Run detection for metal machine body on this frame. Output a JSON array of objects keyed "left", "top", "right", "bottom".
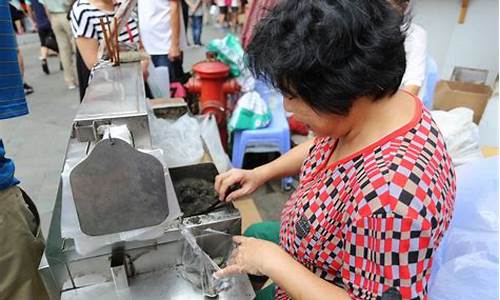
[{"left": 39, "top": 62, "right": 253, "bottom": 299}]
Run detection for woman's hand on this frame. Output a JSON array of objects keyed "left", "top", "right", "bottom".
[
  {"left": 214, "top": 236, "right": 282, "bottom": 278},
  {"left": 214, "top": 168, "right": 267, "bottom": 202}
]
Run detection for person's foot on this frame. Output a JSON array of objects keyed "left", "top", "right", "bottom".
[
  {"left": 23, "top": 83, "right": 34, "bottom": 95},
  {"left": 68, "top": 84, "right": 77, "bottom": 90},
  {"left": 41, "top": 59, "right": 50, "bottom": 75}
]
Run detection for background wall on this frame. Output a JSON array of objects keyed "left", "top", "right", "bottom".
[{"left": 413, "top": 0, "right": 499, "bottom": 85}]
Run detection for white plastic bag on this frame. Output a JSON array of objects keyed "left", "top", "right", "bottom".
[
  {"left": 199, "top": 115, "right": 232, "bottom": 173},
  {"left": 431, "top": 107, "right": 483, "bottom": 165},
  {"left": 228, "top": 91, "right": 272, "bottom": 132},
  {"left": 149, "top": 114, "right": 205, "bottom": 168},
  {"left": 147, "top": 63, "right": 170, "bottom": 98},
  {"left": 429, "top": 157, "right": 499, "bottom": 300}
]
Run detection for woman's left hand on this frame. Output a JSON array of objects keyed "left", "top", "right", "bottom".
[{"left": 214, "top": 236, "right": 282, "bottom": 278}]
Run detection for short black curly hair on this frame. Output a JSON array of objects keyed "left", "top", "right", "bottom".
[{"left": 246, "top": 0, "right": 407, "bottom": 116}]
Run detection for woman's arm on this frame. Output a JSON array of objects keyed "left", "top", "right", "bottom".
[
  {"left": 255, "top": 138, "right": 314, "bottom": 182},
  {"left": 216, "top": 236, "right": 351, "bottom": 300},
  {"left": 75, "top": 37, "right": 99, "bottom": 69},
  {"left": 215, "top": 139, "right": 314, "bottom": 201}
]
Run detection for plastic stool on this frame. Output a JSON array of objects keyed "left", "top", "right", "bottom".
[
  {"left": 421, "top": 56, "right": 438, "bottom": 109},
  {"left": 231, "top": 81, "right": 293, "bottom": 190}
]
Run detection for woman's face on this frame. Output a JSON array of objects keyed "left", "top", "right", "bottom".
[{"left": 283, "top": 95, "right": 351, "bottom": 138}]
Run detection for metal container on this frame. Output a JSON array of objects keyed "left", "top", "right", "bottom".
[
  {"left": 72, "top": 63, "right": 151, "bottom": 149},
  {"left": 39, "top": 62, "right": 252, "bottom": 299}
]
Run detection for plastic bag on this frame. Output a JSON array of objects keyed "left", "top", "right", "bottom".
[
  {"left": 178, "top": 226, "right": 233, "bottom": 297},
  {"left": 479, "top": 95, "right": 498, "bottom": 147},
  {"left": 206, "top": 34, "right": 244, "bottom": 78},
  {"left": 431, "top": 107, "right": 483, "bottom": 165},
  {"left": 149, "top": 114, "right": 205, "bottom": 168},
  {"left": 199, "top": 115, "right": 232, "bottom": 173},
  {"left": 228, "top": 91, "right": 272, "bottom": 132},
  {"left": 429, "top": 157, "right": 499, "bottom": 300},
  {"left": 147, "top": 63, "right": 170, "bottom": 98}
]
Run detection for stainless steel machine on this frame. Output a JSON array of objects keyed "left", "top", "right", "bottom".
[{"left": 39, "top": 62, "right": 254, "bottom": 299}]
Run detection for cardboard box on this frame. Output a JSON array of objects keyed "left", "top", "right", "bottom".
[{"left": 433, "top": 80, "right": 493, "bottom": 124}]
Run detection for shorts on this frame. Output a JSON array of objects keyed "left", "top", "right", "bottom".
[
  {"left": 38, "top": 28, "right": 53, "bottom": 47},
  {"left": 218, "top": 5, "right": 228, "bottom": 14}
]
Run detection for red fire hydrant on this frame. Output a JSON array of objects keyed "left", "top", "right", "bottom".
[{"left": 185, "top": 54, "right": 240, "bottom": 149}]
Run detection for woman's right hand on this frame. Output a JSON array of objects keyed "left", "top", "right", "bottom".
[{"left": 214, "top": 168, "right": 266, "bottom": 202}]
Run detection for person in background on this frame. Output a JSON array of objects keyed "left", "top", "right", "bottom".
[
  {"left": 186, "top": 0, "right": 203, "bottom": 47},
  {"left": 240, "top": 0, "right": 278, "bottom": 49},
  {"left": 0, "top": 4, "right": 49, "bottom": 300},
  {"left": 138, "top": 0, "right": 188, "bottom": 83},
  {"left": 229, "top": 0, "right": 238, "bottom": 32},
  {"left": 214, "top": 1, "right": 455, "bottom": 299},
  {"left": 43, "top": 0, "right": 78, "bottom": 90},
  {"left": 215, "top": 0, "right": 227, "bottom": 28},
  {"left": 9, "top": 1, "right": 35, "bottom": 95},
  {"left": 29, "top": 0, "right": 57, "bottom": 74},
  {"left": 181, "top": 0, "right": 190, "bottom": 45},
  {"left": 70, "top": 0, "right": 145, "bottom": 98},
  {"left": 390, "top": 0, "right": 427, "bottom": 96}
]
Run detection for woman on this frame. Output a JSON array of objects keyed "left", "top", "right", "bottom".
[
  {"left": 70, "top": 0, "right": 145, "bottom": 98},
  {"left": 214, "top": 1, "right": 455, "bottom": 299}
]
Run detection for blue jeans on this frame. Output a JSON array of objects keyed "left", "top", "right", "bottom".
[
  {"left": 150, "top": 54, "right": 185, "bottom": 83},
  {"left": 191, "top": 15, "right": 203, "bottom": 45}
]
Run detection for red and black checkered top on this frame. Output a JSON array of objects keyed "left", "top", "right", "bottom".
[{"left": 278, "top": 97, "right": 456, "bottom": 300}]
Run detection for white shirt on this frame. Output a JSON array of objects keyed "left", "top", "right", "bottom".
[
  {"left": 401, "top": 23, "right": 427, "bottom": 88},
  {"left": 137, "top": 0, "right": 187, "bottom": 55}
]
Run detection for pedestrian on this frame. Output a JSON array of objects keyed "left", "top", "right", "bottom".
[
  {"left": 216, "top": 0, "right": 227, "bottom": 28},
  {"left": 0, "top": 4, "right": 50, "bottom": 299},
  {"left": 186, "top": 0, "right": 204, "bottom": 47},
  {"left": 70, "top": 0, "right": 146, "bottom": 98},
  {"left": 240, "top": 0, "right": 278, "bottom": 49},
  {"left": 138, "top": 0, "right": 189, "bottom": 83},
  {"left": 43, "top": 0, "right": 78, "bottom": 90},
  {"left": 389, "top": 0, "right": 427, "bottom": 96},
  {"left": 29, "top": 0, "right": 59, "bottom": 75},
  {"left": 9, "top": 1, "right": 35, "bottom": 95}
]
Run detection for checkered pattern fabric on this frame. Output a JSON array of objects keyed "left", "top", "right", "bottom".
[{"left": 278, "top": 99, "right": 456, "bottom": 300}]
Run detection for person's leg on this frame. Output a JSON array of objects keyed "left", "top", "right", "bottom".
[
  {"left": 193, "top": 16, "right": 203, "bottom": 45},
  {"left": 0, "top": 186, "right": 49, "bottom": 300},
  {"left": 16, "top": 47, "right": 34, "bottom": 95},
  {"left": 255, "top": 283, "right": 276, "bottom": 300},
  {"left": 38, "top": 29, "right": 50, "bottom": 74},
  {"left": 51, "top": 13, "right": 77, "bottom": 88},
  {"left": 243, "top": 221, "right": 280, "bottom": 244}
]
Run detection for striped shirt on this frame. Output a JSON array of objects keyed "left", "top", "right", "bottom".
[
  {"left": 0, "top": 1, "right": 28, "bottom": 120},
  {"left": 70, "top": 0, "right": 140, "bottom": 44}
]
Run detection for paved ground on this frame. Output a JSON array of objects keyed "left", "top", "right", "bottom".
[{"left": 0, "top": 23, "right": 288, "bottom": 236}]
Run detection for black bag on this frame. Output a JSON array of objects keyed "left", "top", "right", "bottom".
[{"left": 45, "top": 34, "right": 59, "bottom": 53}]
